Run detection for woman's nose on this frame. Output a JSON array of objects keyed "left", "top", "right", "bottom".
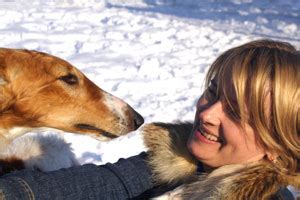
[{"left": 199, "top": 101, "right": 222, "bottom": 126}]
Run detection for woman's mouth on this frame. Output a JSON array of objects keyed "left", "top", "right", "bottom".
[{"left": 195, "top": 126, "right": 222, "bottom": 143}]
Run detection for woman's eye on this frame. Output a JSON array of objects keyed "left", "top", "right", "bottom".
[
  {"left": 205, "top": 87, "right": 217, "bottom": 100},
  {"left": 223, "top": 101, "right": 240, "bottom": 121},
  {"left": 58, "top": 73, "right": 78, "bottom": 85}
]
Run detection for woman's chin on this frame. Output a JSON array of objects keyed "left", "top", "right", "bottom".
[
  {"left": 188, "top": 139, "right": 210, "bottom": 160},
  {"left": 187, "top": 137, "right": 222, "bottom": 168}
]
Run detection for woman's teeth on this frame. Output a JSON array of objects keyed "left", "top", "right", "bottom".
[{"left": 199, "top": 128, "right": 219, "bottom": 142}]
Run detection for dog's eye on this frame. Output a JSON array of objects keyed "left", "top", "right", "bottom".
[{"left": 58, "top": 73, "right": 78, "bottom": 85}]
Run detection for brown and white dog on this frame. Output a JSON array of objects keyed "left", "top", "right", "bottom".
[{"left": 0, "top": 48, "right": 143, "bottom": 174}]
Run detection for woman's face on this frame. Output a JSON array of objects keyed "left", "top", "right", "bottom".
[{"left": 187, "top": 79, "right": 267, "bottom": 168}]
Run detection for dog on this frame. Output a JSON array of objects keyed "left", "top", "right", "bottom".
[{"left": 0, "top": 48, "right": 144, "bottom": 174}]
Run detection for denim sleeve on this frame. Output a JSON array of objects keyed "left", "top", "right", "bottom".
[
  {"left": 272, "top": 187, "right": 296, "bottom": 200},
  {"left": 0, "top": 152, "right": 154, "bottom": 200}
]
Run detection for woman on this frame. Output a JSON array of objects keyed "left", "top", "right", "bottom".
[
  {"left": 143, "top": 39, "right": 299, "bottom": 199},
  {"left": 0, "top": 39, "right": 298, "bottom": 199}
]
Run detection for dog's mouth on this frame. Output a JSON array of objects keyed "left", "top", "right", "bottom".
[{"left": 74, "top": 123, "right": 118, "bottom": 139}]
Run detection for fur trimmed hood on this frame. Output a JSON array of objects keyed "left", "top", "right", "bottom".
[{"left": 142, "top": 122, "right": 299, "bottom": 199}]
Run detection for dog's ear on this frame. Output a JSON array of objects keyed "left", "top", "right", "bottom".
[
  {"left": 0, "top": 77, "right": 6, "bottom": 85},
  {"left": 0, "top": 81, "right": 14, "bottom": 112},
  {"left": 0, "top": 56, "right": 15, "bottom": 112}
]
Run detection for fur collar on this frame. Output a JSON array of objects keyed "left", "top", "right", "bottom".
[
  {"left": 142, "top": 122, "right": 197, "bottom": 184},
  {"left": 142, "top": 122, "right": 300, "bottom": 199}
]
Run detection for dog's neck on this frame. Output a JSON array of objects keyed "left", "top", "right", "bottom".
[{"left": 0, "top": 127, "right": 32, "bottom": 151}]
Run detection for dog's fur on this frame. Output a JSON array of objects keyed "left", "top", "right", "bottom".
[
  {"left": 0, "top": 48, "right": 143, "bottom": 173},
  {"left": 142, "top": 122, "right": 300, "bottom": 199},
  {"left": 1, "top": 132, "right": 78, "bottom": 172}
]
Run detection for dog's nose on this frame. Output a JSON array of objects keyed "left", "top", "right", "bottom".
[{"left": 133, "top": 111, "right": 144, "bottom": 129}]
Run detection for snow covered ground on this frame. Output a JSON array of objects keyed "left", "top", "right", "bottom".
[{"left": 1, "top": 0, "right": 299, "bottom": 196}]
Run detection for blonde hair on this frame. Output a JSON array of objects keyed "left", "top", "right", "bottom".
[{"left": 205, "top": 39, "right": 299, "bottom": 173}]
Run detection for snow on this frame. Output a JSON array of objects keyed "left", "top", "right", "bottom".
[{"left": 1, "top": 0, "right": 299, "bottom": 196}]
